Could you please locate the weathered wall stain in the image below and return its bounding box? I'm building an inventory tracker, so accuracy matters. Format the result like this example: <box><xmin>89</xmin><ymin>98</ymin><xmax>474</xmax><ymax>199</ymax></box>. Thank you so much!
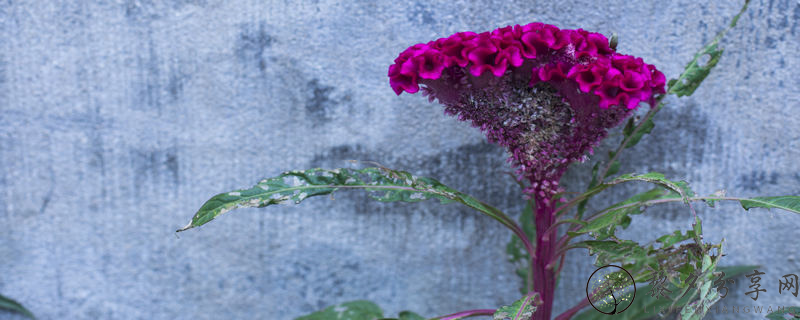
<box><xmin>737</xmin><ymin>170</ymin><xmax>780</xmax><ymax>191</ymax></box>
<box><xmin>408</xmin><ymin>2</ymin><xmax>436</xmax><ymax>25</ymax></box>
<box><xmin>305</xmin><ymin>79</ymin><xmax>337</xmax><ymax>126</ymax></box>
<box><xmin>130</xmin><ymin>147</ymin><xmax>180</xmax><ymax>198</ymax></box>
<box><xmin>235</xmin><ymin>22</ymin><xmax>274</xmax><ymax>73</ymax></box>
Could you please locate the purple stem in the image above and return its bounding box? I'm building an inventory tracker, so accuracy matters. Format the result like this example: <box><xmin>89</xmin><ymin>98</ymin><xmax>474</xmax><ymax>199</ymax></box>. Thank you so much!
<box><xmin>531</xmin><ymin>194</ymin><xmax>558</xmax><ymax>320</ymax></box>
<box><xmin>432</xmin><ymin>309</ymin><xmax>496</xmax><ymax>320</ymax></box>
<box><xmin>553</xmin><ymin>298</ymin><xmax>590</xmax><ymax>320</ymax></box>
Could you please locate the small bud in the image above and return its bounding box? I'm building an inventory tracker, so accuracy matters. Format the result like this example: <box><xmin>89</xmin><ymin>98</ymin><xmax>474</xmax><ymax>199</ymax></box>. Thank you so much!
<box><xmin>609</xmin><ymin>33</ymin><xmax>619</xmax><ymax>51</ymax></box>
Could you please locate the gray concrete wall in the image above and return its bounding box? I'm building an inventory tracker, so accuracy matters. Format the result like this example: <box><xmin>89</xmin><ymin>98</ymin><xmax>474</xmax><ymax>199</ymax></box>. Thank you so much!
<box><xmin>1</xmin><ymin>0</ymin><xmax>798</xmax><ymax>319</ymax></box>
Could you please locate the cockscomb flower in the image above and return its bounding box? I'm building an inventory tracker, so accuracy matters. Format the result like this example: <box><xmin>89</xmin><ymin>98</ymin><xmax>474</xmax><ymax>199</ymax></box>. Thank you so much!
<box><xmin>389</xmin><ymin>23</ymin><xmax>665</xmax><ymax>199</ymax></box>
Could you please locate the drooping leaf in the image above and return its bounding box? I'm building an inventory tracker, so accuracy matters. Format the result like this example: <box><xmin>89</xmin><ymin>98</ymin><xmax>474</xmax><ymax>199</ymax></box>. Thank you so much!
<box><xmin>0</xmin><ymin>294</ymin><xmax>35</xmax><ymax>319</ymax></box>
<box><xmin>739</xmin><ymin>196</ymin><xmax>800</xmax><ymax>214</ymax></box>
<box><xmin>571</xmin><ymin>173</ymin><xmax>694</xmax><ymax>214</ymax></box>
<box><xmin>667</xmin><ymin>0</ymin><xmax>750</xmax><ymax>96</ymax></box>
<box><xmin>506</xmin><ymin>200</ymin><xmax>536</xmax><ymax>294</ymax></box>
<box><xmin>615</xmin><ymin>173</ymin><xmax>695</xmax><ymax>200</ymax></box>
<box><xmin>573</xmin><ymin>188</ymin><xmax>673</xmax><ymax>239</ymax></box>
<box><xmin>179</xmin><ymin>167</ymin><xmax>515</xmax><ymax>232</ymax></box>
<box><xmin>294</xmin><ymin>300</ymin><xmax>383</xmax><ymax>320</ymax></box>
<box><xmin>493</xmin><ymin>294</ymin><xmax>539</xmax><ymax>320</ymax></box>
<box><xmin>766</xmin><ymin>306</ymin><xmax>800</xmax><ymax>319</ymax></box>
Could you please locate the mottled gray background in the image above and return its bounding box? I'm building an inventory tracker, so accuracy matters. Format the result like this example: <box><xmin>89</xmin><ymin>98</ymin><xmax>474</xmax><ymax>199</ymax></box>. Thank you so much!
<box><xmin>1</xmin><ymin>0</ymin><xmax>798</xmax><ymax>319</ymax></box>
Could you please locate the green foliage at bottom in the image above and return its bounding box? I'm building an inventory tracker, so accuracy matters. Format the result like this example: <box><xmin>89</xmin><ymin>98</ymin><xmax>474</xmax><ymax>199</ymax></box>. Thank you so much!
<box><xmin>294</xmin><ymin>300</ymin><xmax>424</xmax><ymax>320</ymax></box>
<box><xmin>766</xmin><ymin>306</ymin><xmax>800</xmax><ymax>319</ymax></box>
<box><xmin>573</xmin><ymin>265</ymin><xmax>754</xmax><ymax>320</ymax></box>
<box><xmin>295</xmin><ymin>301</ymin><xmax>382</xmax><ymax>320</ymax></box>
<box><xmin>0</xmin><ymin>294</ymin><xmax>34</xmax><ymax>319</ymax></box>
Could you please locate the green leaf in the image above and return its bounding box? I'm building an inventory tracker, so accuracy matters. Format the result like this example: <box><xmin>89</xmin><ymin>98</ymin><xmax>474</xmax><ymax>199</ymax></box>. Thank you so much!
<box><xmin>573</xmin><ymin>188</ymin><xmax>675</xmax><ymax>239</ymax></box>
<box><xmin>179</xmin><ymin>167</ymin><xmax>515</xmax><ymax>232</ymax></box>
<box><xmin>396</xmin><ymin>311</ymin><xmax>425</xmax><ymax>320</ymax></box>
<box><xmin>677</xmin><ymin>246</ymin><xmax>724</xmax><ymax>320</ymax></box>
<box><xmin>574</xmin><ymin>173</ymin><xmax>693</xmax><ymax>213</ymax></box>
<box><xmin>624</xmin><ymin>119</ymin><xmax>654</xmax><ymax>150</ymax></box>
<box><xmin>739</xmin><ymin>196</ymin><xmax>800</xmax><ymax>214</ymax></box>
<box><xmin>506</xmin><ymin>200</ymin><xmax>535</xmax><ymax>295</ymax></box>
<box><xmin>622</xmin><ymin>117</ymin><xmax>655</xmax><ymax>149</ymax></box>
<box><xmin>656</xmin><ymin>229</ymin><xmax>697</xmax><ymax>248</ymax></box>
<box><xmin>0</xmin><ymin>294</ymin><xmax>35</xmax><ymax>319</ymax></box>
<box><xmin>701</xmin><ymin>190</ymin><xmax>727</xmax><ymax>207</ymax></box>
<box><xmin>678</xmin><ymin>281</ymin><xmax>718</xmax><ymax>319</ymax></box>
<box><xmin>614</xmin><ymin>173</ymin><xmax>695</xmax><ymax>200</ymax></box>
<box><xmin>580</xmin><ymin>205</ymin><xmax>642</xmax><ymax>240</ymax></box>
<box><xmin>667</xmin><ymin>0</ymin><xmax>750</xmax><ymax>96</ymax></box>
<box><xmin>766</xmin><ymin>306</ymin><xmax>800</xmax><ymax>319</ymax></box>
<box><xmin>574</xmin><ymin>240</ymin><xmax>654</xmax><ymax>272</ymax></box>
<box><xmin>295</xmin><ymin>300</ymin><xmax>383</xmax><ymax>320</ymax></box>
<box><xmin>493</xmin><ymin>294</ymin><xmax>539</xmax><ymax>320</ymax></box>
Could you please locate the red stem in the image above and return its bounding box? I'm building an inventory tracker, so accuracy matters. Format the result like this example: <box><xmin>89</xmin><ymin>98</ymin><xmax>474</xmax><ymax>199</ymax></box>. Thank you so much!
<box><xmin>553</xmin><ymin>298</ymin><xmax>590</xmax><ymax>320</ymax></box>
<box><xmin>531</xmin><ymin>194</ymin><xmax>558</xmax><ymax>320</ymax></box>
<box><xmin>432</xmin><ymin>309</ymin><xmax>496</xmax><ymax>320</ymax></box>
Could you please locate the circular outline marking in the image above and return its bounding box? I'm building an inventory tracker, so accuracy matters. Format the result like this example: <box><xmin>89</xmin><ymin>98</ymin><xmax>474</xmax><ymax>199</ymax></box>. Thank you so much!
<box><xmin>586</xmin><ymin>264</ymin><xmax>637</xmax><ymax>315</ymax></box>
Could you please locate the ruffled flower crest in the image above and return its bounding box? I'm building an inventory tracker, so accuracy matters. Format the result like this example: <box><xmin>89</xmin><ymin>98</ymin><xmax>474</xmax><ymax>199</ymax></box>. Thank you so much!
<box><xmin>389</xmin><ymin>23</ymin><xmax>665</xmax><ymax>198</ymax></box>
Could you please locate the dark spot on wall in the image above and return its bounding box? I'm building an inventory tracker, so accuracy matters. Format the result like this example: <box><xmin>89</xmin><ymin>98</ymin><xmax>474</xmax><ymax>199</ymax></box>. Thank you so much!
<box><xmin>131</xmin><ymin>34</ymin><xmax>163</xmax><ymax>112</ymax></box>
<box><xmin>792</xmin><ymin>4</ymin><xmax>800</xmax><ymax>35</ymax></box>
<box><xmin>124</xmin><ymin>0</ymin><xmax>155</xmax><ymax>22</ymax></box>
<box><xmin>408</xmin><ymin>2</ymin><xmax>436</xmax><ymax>25</ymax></box>
<box><xmin>165</xmin><ymin>151</ymin><xmax>179</xmax><ymax>184</ymax></box>
<box><xmin>145</xmin><ymin>39</ymin><xmax>161</xmax><ymax>111</ymax></box>
<box><xmin>0</xmin><ymin>160</ymin><xmax>6</xmax><ymax>217</ymax></box>
<box><xmin>0</xmin><ymin>54</ymin><xmax>6</xmax><ymax>88</ymax></box>
<box><xmin>39</xmin><ymin>184</ymin><xmax>53</xmax><ymax>214</ymax></box>
<box><xmin>305</xmin><ymin>79</ymin><xmax>343</xmax><ymax>126</ymax></box>
<box><xmin>132</xmin><ymin>149</ymin><xmax>156</xmax><ymax>197</ymax></box>
<box><xmin>697</xmin><ymin>20</ymin><xmax>708</xmax><ymax>43</ymax></box>
<box><xmin>235</xmin><ymin>22</ymin><xmax>274</xmax><ymax>72</ymax></box>
<box><xmin>130</xmin><ymin>147</ymin><xmax>180</xmax><ymax>198</ymax></box>
<box><xmin>167</xmin><ymin>65</ymin><xmax>188</xmax><ymax>101</ymax></box>
<box><xmin>764</xmin><ymin>36</ymin><xmax>776</xmax><ymax>49</ymax></box>
<box><xmin>737</xmin><ymin>170</ymin><xmax>779</xmax><ymax>191</ymax></box>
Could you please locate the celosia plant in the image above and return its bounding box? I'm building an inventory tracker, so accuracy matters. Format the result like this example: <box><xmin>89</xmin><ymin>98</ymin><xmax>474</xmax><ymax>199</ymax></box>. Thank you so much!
<box><xmin>389</xmin><ymin>22</ymin><xmax>666</xmax><ymax>319</ymax></box>
<box><xmin>178</xmin><ymin>1</ymin><xmax>800</xmax><ymax>319</ymax></box>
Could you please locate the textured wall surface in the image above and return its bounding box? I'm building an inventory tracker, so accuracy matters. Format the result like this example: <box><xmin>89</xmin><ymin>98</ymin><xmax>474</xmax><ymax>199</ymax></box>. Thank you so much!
<box><xmin>1</xmin><ymin>1</ymin><xmax>798</xmax><ymax>319</ymax></box>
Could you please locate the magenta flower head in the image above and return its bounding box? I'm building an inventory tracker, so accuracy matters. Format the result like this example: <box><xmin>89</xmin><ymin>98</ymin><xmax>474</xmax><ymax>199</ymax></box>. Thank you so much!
<box><xmin>389</xmin><ymin>23</ymin><xmax>665</xmax><ymax>200</ymax></box>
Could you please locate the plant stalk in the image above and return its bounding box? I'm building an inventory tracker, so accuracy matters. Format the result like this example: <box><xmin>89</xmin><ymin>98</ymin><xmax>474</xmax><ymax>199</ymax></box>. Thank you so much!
<box><xmin>531</xmin><ymin>194</ymin><xmax>558</xmax><ymax>320</ymax></box>
<box><xmin>430</xmin><ymin>309</ymin><xmax>495</xmax><ymax>320</ymax></box>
